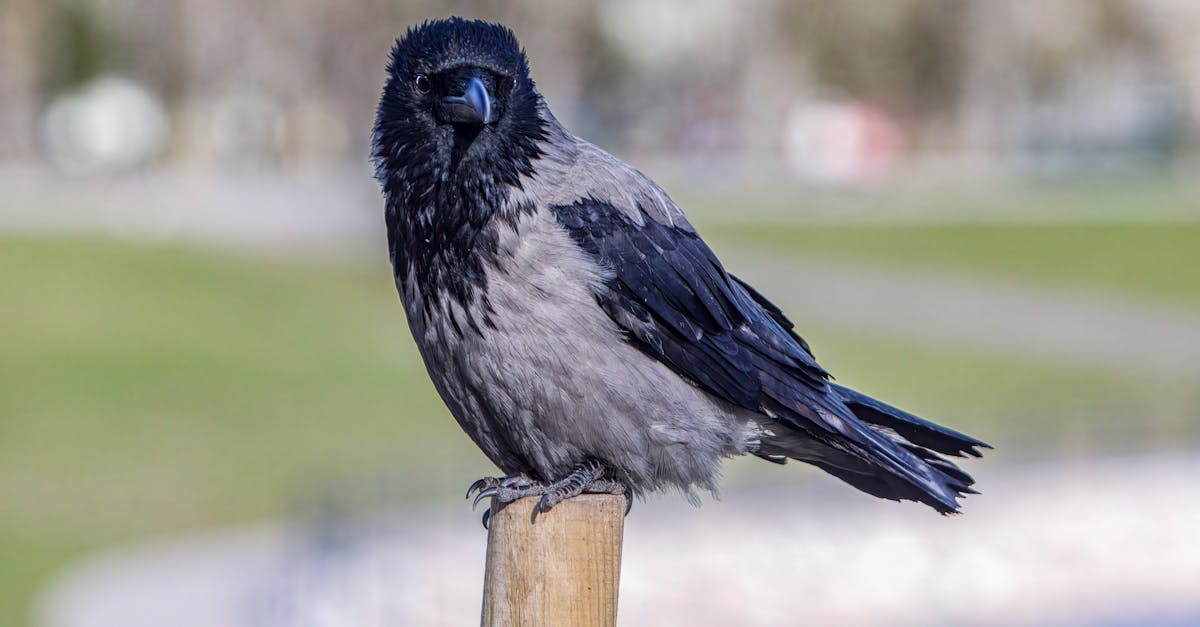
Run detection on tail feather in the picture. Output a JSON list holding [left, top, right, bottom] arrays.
[[758, 385, 989, 514], [810, 460, 964, 514], [831, 383, 991, 458]]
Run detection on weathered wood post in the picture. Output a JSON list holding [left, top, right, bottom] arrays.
[[481, 494, 626, 626]]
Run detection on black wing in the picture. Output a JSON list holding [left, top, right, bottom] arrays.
[[555, 198, 856, 441], [553, 197, 986, 512]]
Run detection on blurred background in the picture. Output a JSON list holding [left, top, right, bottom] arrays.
[[2, 1, 1199, 625]]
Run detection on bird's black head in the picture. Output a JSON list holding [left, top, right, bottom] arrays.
[[373, 18, 546, 201], [373, 18, 550, 315]]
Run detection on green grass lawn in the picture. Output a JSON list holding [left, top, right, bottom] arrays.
[[1, 228, 1196, 626], [707, 223, 1200, 312], [0, 236, 487, 626]]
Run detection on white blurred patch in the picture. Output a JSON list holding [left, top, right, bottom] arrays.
[[598, 0, 740, 71], [784, 98, 903, 187], [40, 76, 168, 176]]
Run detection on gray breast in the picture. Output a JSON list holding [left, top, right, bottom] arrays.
[[406, 208, 763, 496]]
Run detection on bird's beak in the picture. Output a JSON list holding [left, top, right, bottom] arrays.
[[440, 76, 493, 126]]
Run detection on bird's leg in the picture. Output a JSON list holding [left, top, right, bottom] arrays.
[[465, 460, 629, 527], [531, 459, 627, 522]]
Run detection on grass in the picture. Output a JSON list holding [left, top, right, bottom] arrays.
[[706, 223, 1200, 312], [806, 327, 1198, 454], [0, 236, 487, 626], [1, 228, 1196, 626]]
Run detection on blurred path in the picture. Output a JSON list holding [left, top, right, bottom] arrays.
[[38, 452, 1200, 627], [726, 251, 1200, 380], [0, 167, 382, 259]]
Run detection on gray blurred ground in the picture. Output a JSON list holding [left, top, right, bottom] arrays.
[[38, 452, 1200, 627]]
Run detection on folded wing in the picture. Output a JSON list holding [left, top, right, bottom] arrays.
[[550, 148, 987, 511]]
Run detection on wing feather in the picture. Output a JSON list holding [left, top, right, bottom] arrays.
[[552, 197, 839, 432], [547, 141, 985, 513]]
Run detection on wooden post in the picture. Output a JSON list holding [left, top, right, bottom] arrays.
[[481, 494, 626, 627]]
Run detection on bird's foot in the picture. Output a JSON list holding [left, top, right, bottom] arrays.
[[465, 460, 630, 527], [530, 459, 627, 522], [466, 473, 541, 509], [465, 472, 545, 529]]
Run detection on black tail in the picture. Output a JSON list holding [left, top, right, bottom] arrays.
[[758, 384, 990, 514]]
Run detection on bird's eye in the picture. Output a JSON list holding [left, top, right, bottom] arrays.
[[414, 74, 431, 94]]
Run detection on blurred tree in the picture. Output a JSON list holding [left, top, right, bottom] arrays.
[[1, 0, 1195, 167], [0, 0, 41, 158], [42, 1, 111, 93], [778, 0, 966, 119]]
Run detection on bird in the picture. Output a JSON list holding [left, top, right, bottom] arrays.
[[372, 17, 988, 523]]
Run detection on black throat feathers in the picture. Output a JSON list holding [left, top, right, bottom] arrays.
[[378, 124, 545, 323]]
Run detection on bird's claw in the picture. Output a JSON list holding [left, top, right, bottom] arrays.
[[472, 488, 498, 510], [466, 473, 543, 514], [466, 476, 505, 501], [530, 492, 556, 523]]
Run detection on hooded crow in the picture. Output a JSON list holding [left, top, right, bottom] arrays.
[[372, 17, 988, 521]]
